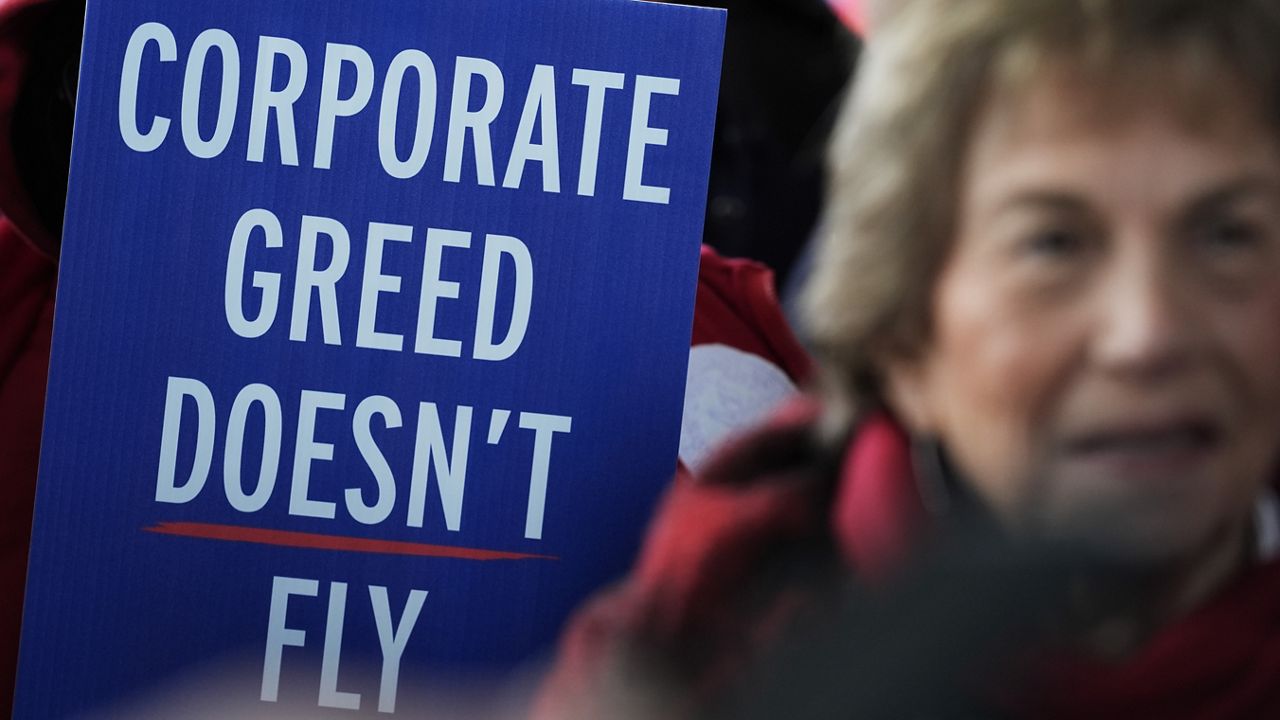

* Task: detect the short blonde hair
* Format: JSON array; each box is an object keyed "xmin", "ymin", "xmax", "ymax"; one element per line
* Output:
[{"xmin": 804, "ymin": 0, "xmax": 1280, "ymax": 422}]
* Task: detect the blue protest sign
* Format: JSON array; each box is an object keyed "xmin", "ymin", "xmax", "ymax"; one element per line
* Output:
[{"xmin": 15, "ymin": 0, "xmax": 723, "ymax": 715}]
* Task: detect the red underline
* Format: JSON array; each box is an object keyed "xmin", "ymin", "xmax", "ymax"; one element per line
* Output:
[{"xmin": 143, "ymin": 522, "xmax": 559, "ymax": 562}]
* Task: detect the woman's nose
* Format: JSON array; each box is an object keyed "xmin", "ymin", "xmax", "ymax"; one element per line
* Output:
[{"xmin": 1092, "ymin": 244, "xmax": 1196, "ymax": 380}]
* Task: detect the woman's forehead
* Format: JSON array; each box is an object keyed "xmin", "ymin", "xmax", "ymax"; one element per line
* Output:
[
  {"xmin": 963, "ymin": 57, "xmax": 1280, "ymax": 207},
  {"xmin": 986, "ymin": 48, "xmax": 1268, "ymax": 140}
]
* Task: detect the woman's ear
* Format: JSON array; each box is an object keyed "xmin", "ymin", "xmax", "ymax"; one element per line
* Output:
[{"xmin": 881, "ymin": 355, "xmax": 938, "ymax": 434}]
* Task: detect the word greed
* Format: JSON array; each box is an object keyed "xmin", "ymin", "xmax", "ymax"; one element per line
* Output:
[{"xmin": 224, "ymin": 209, "xmax": 532, "ymax": 360}]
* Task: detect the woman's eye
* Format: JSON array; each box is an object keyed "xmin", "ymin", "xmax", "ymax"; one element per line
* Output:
[
  {"xmin": 1196, "ymin": 216, "xmax": 1262, "ymax": 251},
  {"xmin": 1020, "ymin": 227, "xmax": 1083, "ymax": 258}
]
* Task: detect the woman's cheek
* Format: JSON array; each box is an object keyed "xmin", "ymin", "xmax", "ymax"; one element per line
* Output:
[
  {"xmin": 931, "ymin": 294, "xmax": 1077, "ymax": 514},
  {"xmin": 1219, "ymin": 294, "xmax": 1280, "ymax": 498}
]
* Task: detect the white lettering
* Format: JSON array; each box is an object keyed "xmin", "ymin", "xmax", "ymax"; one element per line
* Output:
[
  {"xmin": 181, "ymin": 28, "xmax": 240, "ymax": 158},
  {"xmin": 624, "ymin": 75, "xmax": 680, "ymax": 204},
  {"xmin": 346, "ymin": 395, "xmax": 403, "ymax": 526},
  {"xmin": 443, "ymin": 57, "xmax": 504, "ymax": 186},
  {"xmin": 225, "ymin": 208, "xmax": 283, "ymax": 339},
  {"xmin": 473, "ymin": 234, "xmax": 532, "ymax": 362},
  {"xmin": 414, "ymin": 228, "xmax": 470, "ymax": 357},
  {"xmin": 223, "ymin": 383, "xmax": 283, "ymax": 513},
  {"xmin": 369, "ymin": 586, "xmax": 428, "ymax": 714},
  {"xmin": 290, "ymin": 215, "xmax": 351, "ymax": 345},
  {"xmin": 289, "ymin": 390, "xmax": 346, "ymax": 519},
  {"xmin": 119, "ymin": 22, "xmax": 176, "ymax": 152},
  {"xmin": 407, "ymin": 403, "xmax": 472, "ymax": 531},
  {"xmin": 319, "ymin": 581, "xmax": 361, "ymax": 710},
  {"xmin": 356, "ymin": 222, "xmax": 412, "ymax": 352},
  {"xmin": 519, "ymin": 412, "xmax": 572, "ymax": 540},
  {"xmin": 314, "ymin": 43, "xmax": 375, "ymax": 170},
  {"xmin": 261, "ymin": 576, "xmax": 319, "ymax": 703},
  {"xmin": 155, "ymin": 376, "xmax": 215, "ymax": 504},
  {"xmin": 247, "ymin": 36, "xmax": 308, "ymax": 165},
  {"xmin": 378, "ymin": 50, "xmax": 438, "ymax": 180},
  {"xmin": 571, "ymin": 69, "xmax": 625, "ymax": 197},
  {"xmin": 502, "ymin": 64, "xmax": 560, "ymax": 192}
]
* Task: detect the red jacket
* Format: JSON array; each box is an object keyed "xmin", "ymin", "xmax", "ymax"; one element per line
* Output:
[
  {"xmin": 536, "ymin": 405, "xmax": 1280, "ymax": 719},
  {"xmin": 0, "ymin": 0, "xmax": 65, "ymax": 713},
  {"xmin": 0, "ymin": 214, "xmax": 52, "ymax": 720}
]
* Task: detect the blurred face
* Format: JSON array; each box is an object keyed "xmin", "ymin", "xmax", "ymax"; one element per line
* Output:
[{"xmin": 886, "ymin": 65, "xmax": 1280, "ymax": 562}]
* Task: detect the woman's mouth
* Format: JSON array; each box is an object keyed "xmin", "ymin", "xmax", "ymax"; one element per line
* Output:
[{"xmin": 1059, "ymin": 419, "xmax": 1222, "ymax": 482}]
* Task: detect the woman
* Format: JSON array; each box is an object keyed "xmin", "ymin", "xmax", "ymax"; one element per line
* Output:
[{"xmin": 537, "ymin": 0, "xmax": 1280, "ymax": 717}]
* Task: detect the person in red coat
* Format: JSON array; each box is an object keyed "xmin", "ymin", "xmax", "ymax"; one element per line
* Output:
[
  {"xmin": 537, "ymin": 1, "xmax": 1280, "ymax": 718},
  {"xmin": 0, "ymin": 0, "xmax": 77, "ymax": 714}
]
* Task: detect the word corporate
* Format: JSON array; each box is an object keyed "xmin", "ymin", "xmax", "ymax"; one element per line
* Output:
[{"xmin": 119, "ymin": 22, "xmax": 685, "ymax": 202}]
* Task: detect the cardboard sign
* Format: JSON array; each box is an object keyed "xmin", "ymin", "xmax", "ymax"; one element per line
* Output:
[{"xmin": 15, "ymin": 0, "xmax": 723, "ymax": 715}]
